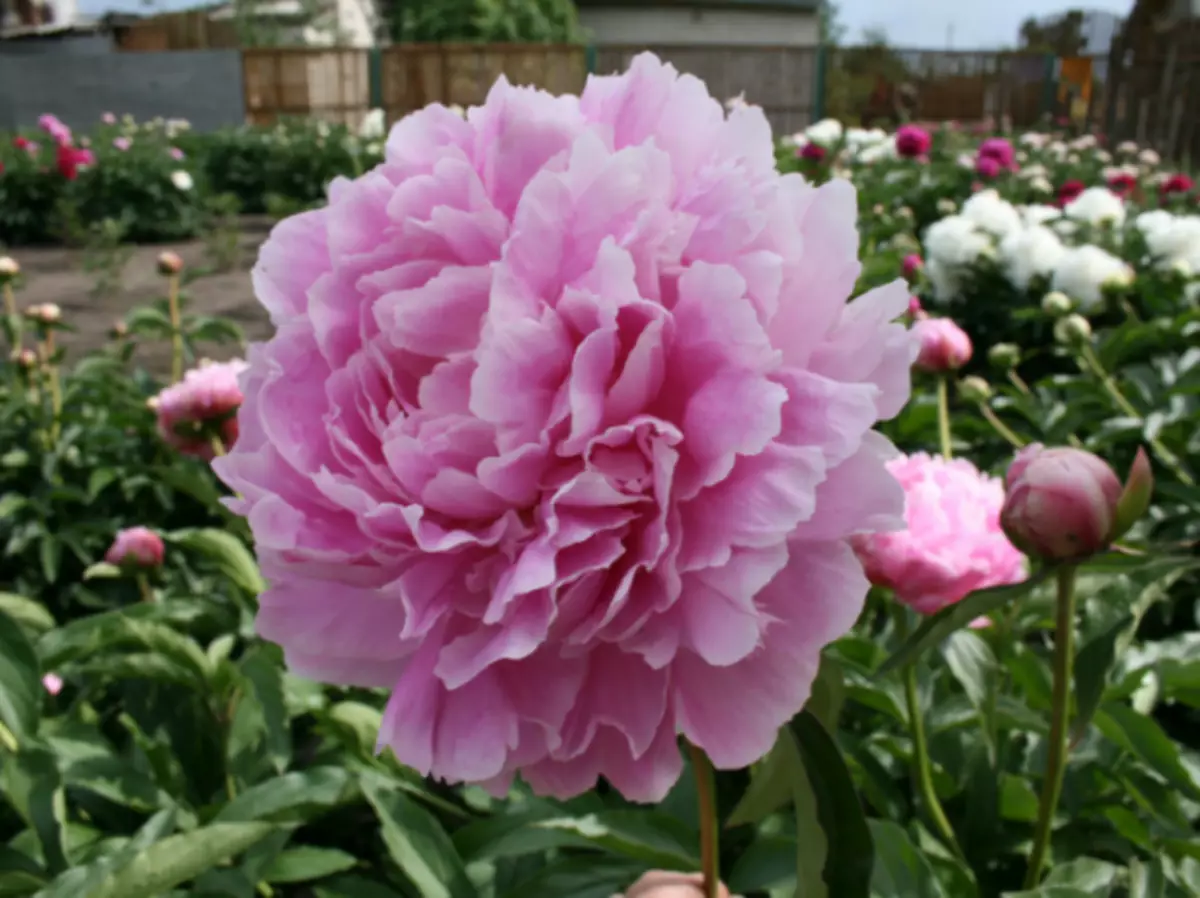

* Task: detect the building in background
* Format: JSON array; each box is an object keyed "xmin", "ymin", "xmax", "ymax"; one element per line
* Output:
[
  {"xmin": 576, "ymin": 0, "xmax": 821, "ymax": 48},
  {"xmin": 0, "ymin": 0, "xmax": 80, "ymax": 34}
]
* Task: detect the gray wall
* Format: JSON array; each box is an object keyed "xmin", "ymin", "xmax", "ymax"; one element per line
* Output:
[{"xmin": 0, "ymin": 46, "xmax": 246, "ymax": 132}]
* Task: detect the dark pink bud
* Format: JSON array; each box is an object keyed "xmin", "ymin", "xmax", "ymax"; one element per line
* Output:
[
  {"xmin": 913, "ymin": 317, "xmax": 972, "ymax": 372},
  {"xmin": 1000, "ymin": 445, "xmax": 1150, "ymax": 561},
  {"xmin": 902, "ymin": 254, "xmax": 924, "ymax": 279},
  {"xmin": 105, "ymin": 527, "xmax": 165, "ymax": 568}
]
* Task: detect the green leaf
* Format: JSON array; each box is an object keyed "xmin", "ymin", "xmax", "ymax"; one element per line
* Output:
[
  {"xmin": 868, "ymin": 820, "xmax": 947, "ymax": 898},
  {"xmin": 808, "ymin": 654, "xmax": 847, "ymax": 733},
  {"xmin": 0, "ymin": 595, "xmax": 55, "ymax": 634},
  {"xmin": 1041, "ymin": 858, "xmax": 1121, "ymax": 893},
  {"xmin": 878, "ymin": 569, "xmax": 1055, "ymax": 676},
  {"xmin": 788, "ymin": 710, "xmax": 874, "ymax": 898},
  {"xmin": 314, "ymin": 874, "xmax": 407, "ymax": 898},
  {"xmin": 1070, "ymin": 616, "xmax": 1130, "ymax": 744},
  {"xmin": 360, "ymin": 774, "xmax": 474, "ymax": 898},
  {"xmin": 727, "ymin": 835, "xmax": 796, "ymax": 894},
  {"xmin": 0, "ymin": 610, "xmax": 42, "ymax": 742},
  {"xmin": 87, "ymin": 823, "xmax": 279, "ymax": 898},
  {"xmin": 1128, "ymin": 857, "xmax": 1167, "ymax": 898},
  {"xmin": 726, "ymin": 732, "xmax": 798, "ymax": 828},
  {"xmin": 1094, "ymin": 704, "xmax": 1200, "ymax": 801},
  {"xmin": 530, "ymin": 811, "xmax": 696, "ymax": 870},
  {"xmin": 2, "ymin": 747, "xmax": 68, "ymax": 874},
  {"xmin": 236, "ymin": 647, "xmax": 292, "ymax": 775},
  {"xmin": 263, "ymin": 846, "xmax": 358, "ymax": 883},
  {"xmin": 62, "ymin": 756, "xmax": 166, "ymax": 812},
  {"xmin": 497, "ymin": 857, "xmax": 641, "ymax": 898},
  {"xmin": 215, "ymin": 768, "xmax": 358, "ymax": 823},
  {"xmin": 165, "ymin": 528, "xmax": 265, "ymax": 596},
  {"xmin": 34, "ymin": 809, "xmax": 177, "ymax": 898},
  {"xmin": 81, "ymin": 563, "xmax": 121, "ymax": 581},
  {"xmin": 941, "ymin": 630, "xmax": 997, "ymax": 712}
]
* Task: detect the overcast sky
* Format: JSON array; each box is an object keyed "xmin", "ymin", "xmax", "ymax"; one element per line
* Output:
[
  {"xmin": 838, "ymin": 0, "xmax": 1133, "ymax": 49},
  {"xmin": 76, "ymin": 0, "xmax": 1138, "ymax": 51}
]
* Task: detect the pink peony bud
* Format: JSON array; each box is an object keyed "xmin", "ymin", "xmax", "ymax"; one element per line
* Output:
[
  {"xmin": 799, "ymin": 142, "xmax": 826, "ymax": 162},
  {"xmin": 153, "ymin": 359, "xmax": 247, "ymax": 458},
  {"xmin": 157, "ymin": 251, "xmax": 184, "ymax": 276},
  {"xmin": 902, "ymin": 254, "xmax": 924, "ymax": 279},
  {"xmin": 1000, "ymin": 445, "xmax": 1153, "ymax": 561},
  {"xmin": 105, "ymin": 526, "xmax": 165, "ymax": 568},
  {"xmin": 908, "ymin": 295, "xmax": 926, "ymax": 319},
  {"xmin": 42, "ymin": 673, "xmax": 63, "ymax": 695},
  {"xmin": 913, "ymin": 317, "xmax": 972, "ymax": 372}
]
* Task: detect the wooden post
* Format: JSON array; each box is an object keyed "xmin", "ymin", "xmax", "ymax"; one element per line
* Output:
[{"xmin": 1155, "ymin": 41, "xmax": 1178, "ymax": 149}]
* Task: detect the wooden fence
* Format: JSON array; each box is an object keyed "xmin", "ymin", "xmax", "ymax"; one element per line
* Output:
[
  {"xmin": 115, "ymin": 10, "xmax": 239, "ymax": 52},
  {"xmin": 243, "ymin": 48, "xmax": 370, "ymax": 127}
]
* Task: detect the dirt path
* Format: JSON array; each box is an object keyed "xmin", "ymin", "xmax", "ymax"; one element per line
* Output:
[{"xmin": 9, "ymin": 218, "xmax": 277, "ymax": 375}]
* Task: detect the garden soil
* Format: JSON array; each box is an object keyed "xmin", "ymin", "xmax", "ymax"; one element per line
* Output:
[{"xmin": 12, "ymin": 217, "xmax": 277, "ymax": 375}]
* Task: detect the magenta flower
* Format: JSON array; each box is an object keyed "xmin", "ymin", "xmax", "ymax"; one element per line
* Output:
[
  {"xmin": 1160, "ymin": 173, "xmax": 1194, "ymax": 197},
  {"xmin": 37, "ymin": 113, "xmax": 72, "ymax": 147},
  {"xmin": 975, "ymin": 156, "xmax": 1002, "ymax": 179},
  {"xmin": 105, "ymin": 527, "xmax": 165, "ymax": 568},
  {"xmin": 154, "ymin": 360, "xmax": 247, "ymax": 459},
  {"xmin": 42, "ymin": 673, "xmax": 63, "ymax": 696},
  {"xmin": 799, "ymin": 141, "xmax": 827, "ymax": 162},
  {"xmin": 913, "ymin": 317, "xmax": 972, "ymax": 372},
  {"xmin": 902, "ymin": 253, "xmax": 923, "ymax": 279},
  {"xmin": 895, "ymin": 125, "xmax": 931, "ymax": 159},
  {"xmin": 113, "ymin": 136, "xmax": 132, "ymax": 151},
  {"xmin": 214, "ymin": 54, "xmax": 915, "ymax": 801},
  {"xmin": 977, "ymin": 137, "xmax": 1015, "ymax": 171},
  {"xmin": 853, "ymin": 454, "xmax": 1026, "ymax": 614}
]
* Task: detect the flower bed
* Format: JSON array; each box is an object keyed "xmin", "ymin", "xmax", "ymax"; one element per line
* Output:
[{"xmin": 0, "ymin": 69, "xmax": 1198, "ymax": 898}]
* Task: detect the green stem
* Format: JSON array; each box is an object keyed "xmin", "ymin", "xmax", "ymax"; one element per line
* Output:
[
  {"xmin": 1024, "ymin": 566, "xmax": 1077, "ymax": 889},
  {"xmin": 894, "ymin": 606, "xmax": 962, "ymax": 857},
  {"xmin": 1078, "ymin": 345, "xmax": 1195, "ymax": 486},
  {"xmin": 936, "ymin": 376, "xmax": 953, "ymax": 460},
  {"xmin": 1007, "ymin": 369, "xmax": 1032, "ymax": 396},
  {"xmin": 687, "ymin": 742, "xmax": 721, "ymax": 898},
  {"xmin": 978, "ymin": 403, "xmax": 1025, "ymax": 449},
  {"xmin": 168, "ymin": 275, "xmax": 184, "ymax": 383},
  {"xmin": 0, "ymin": 721, "xmax": 17, "ymax": 753},
  {"xmin": 136, "ymin": 574, "xmax": 154, "ymax": 604}
]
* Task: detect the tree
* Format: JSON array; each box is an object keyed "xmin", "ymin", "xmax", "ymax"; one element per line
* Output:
[
  {"xmin": 1019, "ymin": 10, "xmax": 1088, "ymax": 56},
  {"xmin": 819, "ymin": 0, "xmax": 847, "ymax": 47},
  {"xmin": 381, "ymin": 0, "xmax": 583, "ymax": 43}
]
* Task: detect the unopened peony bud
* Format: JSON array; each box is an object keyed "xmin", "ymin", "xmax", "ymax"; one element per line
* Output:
[
  {"xmin": 908, "ymin": 295, "xmax": 926, "ymax": 319},
  {"xmin": 42, "ymin": 673, "xmax": 63, "ymax": 695},
  {"xmin": 902, "ymin": 253, "xmax": 924, "ymax": 279},
  {"xmin": 111, "ymin": 320, "xmax": 128, "ymax": 339},
  {"xmin": 988, "ymin": 343, "xmax": 1021, "ymax": 369},
  {"xmin": 1001, "ymin": 445, "xmax": 1153, "ymax": 560},
  {"xmin": 10, "ymin": 348, "xmax": 37, "ymax": 369},
  {"xmin": 105, "ymin": 527, "xmax": 165, "ymax": 568},
  {"xmin": 1041, "ymin": 291, "xmax": 1073, "ymax": 317},
  {"xmin": 913, "ymin": 317, "xmax": 973, "ymax": 372},
  {"xmin": 1054, "ymin": 314, "xmax": 1092, "ymax": 346},
  {"xmin": 937, "ymin": 198, "xmax": 958, "ymax": 214},
  {"xmin": 959, "ymin": 375, "xmax": 992, "ymax": 403},
  {"xmin": 897, "ymin": 206, "xmax": 914, "ymax": 220},
  {"xmin": 0, "ymin": 256, "xmax": 18, "ymax": 283},
  {"xmin": 157, "ymin": 251, "xmax": 184, "ymax": 276}
]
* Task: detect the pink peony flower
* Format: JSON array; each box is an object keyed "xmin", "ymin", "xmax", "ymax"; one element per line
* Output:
[
  {"xmin": 42, "ymin": 673, "xmax": 63, "ymax": 695},
  {"xmin": 105, "ymin": 526, "xmax": 165, "ymax": 568},
  {"xmin": 977, "ymin": 137, "xmax": 1015, "ymax": 170},
  {"xmin": 1057, "ymin": 179, "xmax": 1086, "ymax": 206},
  {"xmin": 1000, "ymin": 444, "xmax": 1150, "ymax": 561},
  {"xmin": 975, "ymin": 156, "xmax": 1001, "ymax": 179},
  {"xmin": 853, "ymin": 454, "xmax": 1026, "ymax": 614},
  {"xmin": 101, "ymin": 112, "xmax": 117, "ymax": 125},
  {"xmin": 1160, "ymin": 173, "xmax": 1194, "ymax": 196},
  {"xmin": 38, "ymin": 113, "xmax": 72, "ymax": 147},
  {"xmin": 213, "ymin": 53, "xmax": 915, "ymax": 802},
  {"xmin": 902, "ymin": 254, "xmax": 923, "ymax": 279},
  {"xmin": 624, "ymin": 872, "xmax": 732, "ymax": 898},
  {"xmin": 799, "ymin": 141, "xmax": 827, "ymax": 162},
  {"xmin": 908, "ymin": 295, "xmax": 926, "ymax": 319},
  {"xmin": 169, "ymin": 146, "xmax": 186, "ymax": 160},
  {"xmin": 913, "ymin": 317, "xmax": 972, "ymax": 372},
  {"xmin": 895, "ymin": 125, "xmax": 932, "ymax": 159},
  {"xmin": 113, "ymin": 136, "xmax": 132, "ymax": 151},
  {"xmin": 56, "ymin": 145, "xmax": 94, "ymax": 181},
  {"xmin": 155, "ymin": 359, "xmax": 247, "ymax": 459},
  {"xmin": 1106, "ymin": 172, "xmax": 1136, "ymax": 198}
]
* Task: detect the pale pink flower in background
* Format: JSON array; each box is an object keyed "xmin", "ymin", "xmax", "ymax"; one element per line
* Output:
[
  {"xmin": 101, "ymin": 112, "xmax": 117, "ymax": 125},
  {"xmin": 105, "ymin": 526, "xmax": 165, "ymax": 568},
  {"xmin": 113, "ymin": 136, "xmax": 132, "ymax": 151},
  {"xmin": 913, "ymin": 317, "xmax": 972, "ymax": 372},
  {"xmin": 169, "ymin": 146, "xmax": 186, "ymax": 160},
  {"xmin": 215, "ymin": 53, "xmax": 916, "ymax": 802},
  {"xmin": 155, "ymin": 359, "xmax": 247, "ymax": 459},
  {"xmin": 42, "ymin": 673, "xmax": 63, "ymax": 695},
  {"xmin": 853, "ymin": 453, "xmax": 1026, "ymax": 615},
  {"xmin": 37, "ymin": 113, "xmax": 72, "ymax": 147}
]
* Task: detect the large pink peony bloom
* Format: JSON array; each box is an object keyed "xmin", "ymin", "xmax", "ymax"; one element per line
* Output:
[
  {"xmin": 214, "ymin": 53, "xmax": 915, "ymax": 802},
  {"xmin": 154, "ymin": 359, "xmax": 247, "ymax": 459},
  {"xmin": 853, "ymin": 453, "xmax": 1026, "ymax": 615}
]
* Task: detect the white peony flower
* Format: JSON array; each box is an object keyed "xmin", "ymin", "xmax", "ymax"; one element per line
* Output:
[
  {"xmin": 1064, "ymin": 187, "xmax": 1126, "ymax": 227},
  {"xmin": 961, "ymin": 189, "xmax": 1023, "ymax": 239},
  {"xmin": 1051, "ymin": 244, "xmax": 1135, "ymax": 310},
  {"xmin": 858, "ymin": 141, "xmax": 897, "ymax": 164},
  {"xmin": 957, "ymin": 152, "xmax": 976, "ymax": 169},
  {"xmin": 923, "ymin": 215, "xmax": 995, "ymax": 302},
  {"xmin": 1029, "ymin": 176, "xmax": 1053, "ymax": 194},
  {"xmin": 1020, "ymin": 132, "xmax": 1049, "ymax": 149},
  {"xmin": 1117, "ymin": 141, "xmax": 1138, "ymax": 155},
  {"xmin": 359, "ymin": 108, "xmax": 385, "ymax": 139},
  {"xmin": 1020, "ymin": 163, "xmax": 1049, "ymax": 180},
  {"xmin": 1137, "ymin": 213, "xmax": 1200, "ymax": 272},
  {"xmin": 1069, "ymin": 134, "xmax": 1097, "ymax": 150},
  {"xmin": 1001, "ymin": 225, "xmax": 1067, "ymax": 291},
  {"xmin": 1095, "ymin": 149, "xmax": 1112, "ymax": 163},
  {"xmin": 806, "ymin": 118, "xmax": 843, "ymax": 145},
  {"xmin": 169, "ymin": 170, "xmax": 193, "ymax": 192},
  {"xmin": 1022, "ymin": 204, "xmax": 1063, "ymax": 226},
  {"xmin": 1139, "ymin": 149, "xmax": 1161, "ymax": 166}
]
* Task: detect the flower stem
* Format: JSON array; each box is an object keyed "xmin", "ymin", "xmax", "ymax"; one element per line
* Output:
[
  {"xmin": 687, "ymin": 742, "xmax": 721, "ymax": 898},
  {"xmin": 1007, "ymin": 369, "xmax": 1032, "ymax": 397},
  {"xmin": 893, "ymin": 606, "xmax": 962, "ymax": 857},
  {"xmin": 136, "ymin": 573, "xmax": 154, "ymax": 603},
  {"xmin": 168, "ymin": 274, "xmax": 184, "ymax": 383},
  {"xmin": 1078, "ymin": 345, "xmax": 1195, "ymax": 486},
  {"xmin": 978, "ymin": 403, "xmax": 1025, "ymax": 449},
  {"xmin": 40, "ymin": 332, "xmax": 61, "ymax": 443},
  {"xmin": 936, "ymin": 376, "xmax": 953, "ymax": 460},
  {"xmin": 210, "ymin": 433, "xmax": 227, "ymax": 458},
  {"xmin": 1024, "ymin": 565, "xmax": 1077, "ymax": 889}
]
